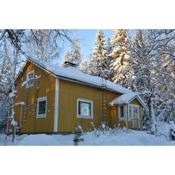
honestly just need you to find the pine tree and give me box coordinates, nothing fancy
[89,30,106,77]
[88,30,112,80]
[105,38,113,81]
[63,38,82,66]
[110,29,130,85]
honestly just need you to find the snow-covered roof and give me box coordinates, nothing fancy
[26,58,131,94]
[109,92,146,107]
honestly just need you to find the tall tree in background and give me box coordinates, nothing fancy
[63,38,82,65]
[0,38,20,130]
[158,30,175,122]
[89,30,106,76]
[0,39,19,98]
[25,30,71,62]
[88,30,112,79]
[156,54,175,121]
[110,29,130,85]
[0,29,72,61]
[128,30,161,131]
[105,38,113,81]
[128,30,175,131]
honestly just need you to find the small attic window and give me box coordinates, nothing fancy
[26,70,34,88]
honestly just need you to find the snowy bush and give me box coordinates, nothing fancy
[89,122,127,138]
[90,122,101,137]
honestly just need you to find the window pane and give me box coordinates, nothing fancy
[78,101,91,117]
[38,100,46,115]
[80,102,90,116]
[27,72,34,87]
[28,73,34,79]
[120,106,124,118]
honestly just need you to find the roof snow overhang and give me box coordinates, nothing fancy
[109,92,146,108]
[15,58,132,95]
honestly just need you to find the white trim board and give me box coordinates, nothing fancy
[53,78,59,132]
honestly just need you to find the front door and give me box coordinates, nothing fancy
[132,105,139,129]
[128,105,140,129]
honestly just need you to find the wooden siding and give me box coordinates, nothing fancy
[13,62,56,133]
[58,79,121,132]
[11,61,144,133]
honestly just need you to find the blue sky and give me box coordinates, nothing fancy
[74,29,113,60]
[60,29,113,62]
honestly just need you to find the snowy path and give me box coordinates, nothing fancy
[0,129,175,146]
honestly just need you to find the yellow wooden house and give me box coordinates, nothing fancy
[10,58,145,134]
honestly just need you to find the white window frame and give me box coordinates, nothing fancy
[77,98,93,119]
[118,105,126,120]
[26,70,34,88]
[37,97,47,118]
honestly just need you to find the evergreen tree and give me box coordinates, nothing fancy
[105,38,113,81]
[88,30,112,79]
[110,29,130,85]
[89,30,106,77]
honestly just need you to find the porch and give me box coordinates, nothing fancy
[109,92,146,130]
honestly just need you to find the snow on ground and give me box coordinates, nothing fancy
[0,126,175,146]
[156,121,174,137]
[79,130,173,146]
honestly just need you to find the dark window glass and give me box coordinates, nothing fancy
[120,106,124,118]
[78,101,91,117]
[27,72,34,87]
[38,100,46,115]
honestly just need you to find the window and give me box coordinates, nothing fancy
[119,105,125,119]
[77,99,93,118]
[37,97,47,118]
[26,71,34,88]
[128,104,139,120]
